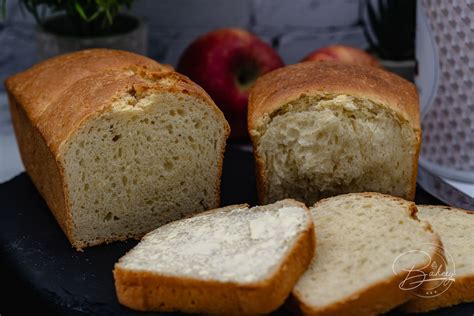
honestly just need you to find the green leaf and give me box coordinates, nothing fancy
[0,0,6,21]
[15,0,135,35]
[88,9,102,22]
[74,2,89,21]
[105,7,113,25]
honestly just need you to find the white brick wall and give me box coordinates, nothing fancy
[252,0,359,28]
[132,0,252,28]
[0,0,368,183]
[132,0,367,66]
[0,0,367,89]
[278,26,366,64]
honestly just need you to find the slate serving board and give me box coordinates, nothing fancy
[1,145,473,315]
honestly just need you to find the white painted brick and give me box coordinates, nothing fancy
[156,26,368,68]
[0,3,38,87]
[253,0,360,28]
[148,27,219,66]
[132,0,251,28]
[277,27,368,64]
[252,26,281,46]
[151,26,280,67]
[0,0,367,89]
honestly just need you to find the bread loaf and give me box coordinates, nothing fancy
[291,192,442,316]
[5,49,230,250]
[248,62,421,205]
[114,199,315,314]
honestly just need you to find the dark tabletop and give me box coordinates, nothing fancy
[1,145,472,315]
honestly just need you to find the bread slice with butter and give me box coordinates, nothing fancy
[114,199,315,314]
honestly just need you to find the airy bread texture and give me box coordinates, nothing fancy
[5,49,230,250]
[403,205,474,313]
[248,62,421,205]
[291,192,442,316]
[114,199,316,315]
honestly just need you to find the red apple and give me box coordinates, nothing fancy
[178,28,284,140]
[302,45,381,68]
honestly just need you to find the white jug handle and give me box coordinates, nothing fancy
[415,0,439,119]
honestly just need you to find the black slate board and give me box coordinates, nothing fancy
[1,145,473,315]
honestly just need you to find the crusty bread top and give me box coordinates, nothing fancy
[5,49,172,120]
[248,61,420,135]
[5,49,229,154]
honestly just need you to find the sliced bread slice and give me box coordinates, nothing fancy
[403,205,474,313]
[114,199,316,314]
[291,192,442,316]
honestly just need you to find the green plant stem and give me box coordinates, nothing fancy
[16,0,134,36]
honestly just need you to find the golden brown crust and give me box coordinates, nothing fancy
[113,200,316,314]
[248,61,420,133]
[402,276,474,313]
[8,94,73,241]
[291,272,413,316]
[409,130,421,200]
[248,62,421,203]
[416,204,474,215]
[290,192,443,316]
[5,49,172,122]
[5,49,229,250]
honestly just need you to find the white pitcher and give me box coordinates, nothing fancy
[416,0,474,183]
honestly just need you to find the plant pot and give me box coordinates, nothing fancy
[379,58,416,81]
[36,14,147,60]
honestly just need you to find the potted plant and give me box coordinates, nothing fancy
[360,0,416,80]
[4,0,147,59]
